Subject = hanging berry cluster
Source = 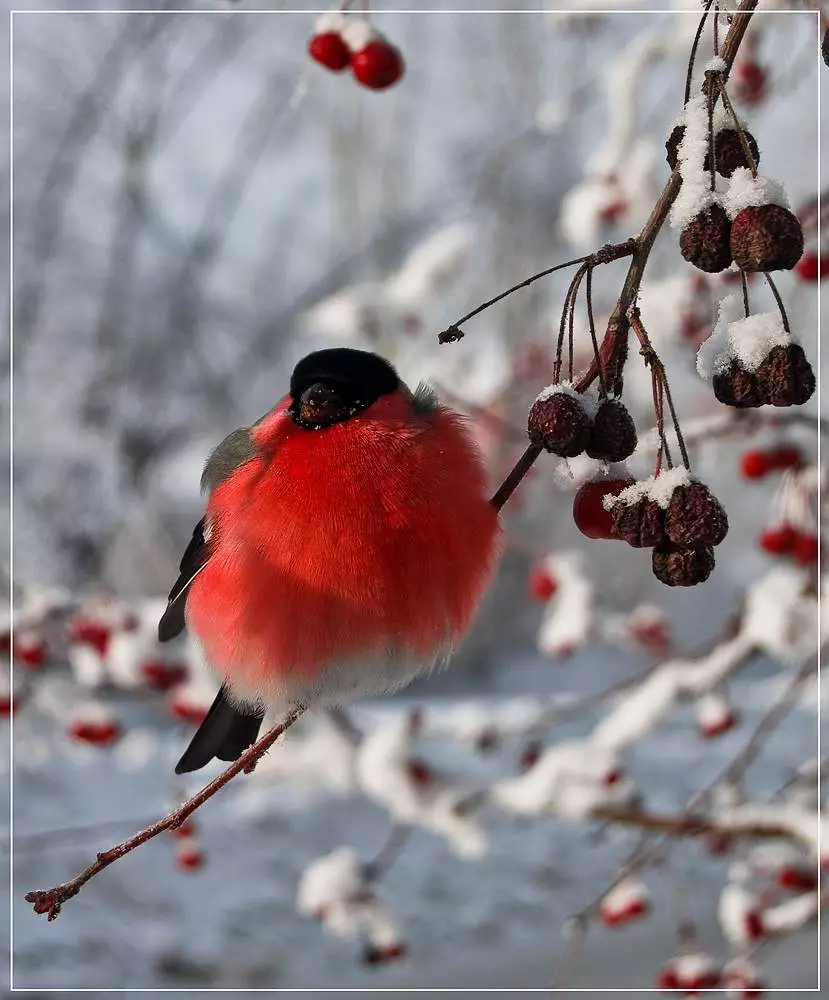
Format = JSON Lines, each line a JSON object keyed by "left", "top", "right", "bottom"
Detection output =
{"left": 308, "top": 13, "right": 404, "bottom": 91}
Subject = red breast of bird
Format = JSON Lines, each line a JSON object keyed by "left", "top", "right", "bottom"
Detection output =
{"left": 185, "top": 379, "right": 501, "bottom": 711}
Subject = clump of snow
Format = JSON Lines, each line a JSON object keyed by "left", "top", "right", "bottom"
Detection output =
{"left": 536, "top": 552, "right": 593, "bottom": 658}
{"left": 670, "top": 94, "right": 728, "bottom": 231}
{"left": 695, "top": 689, "right": 734, "bottom": 729}
{"left": 718, "top": 881, "right": 763, "bottom": 948}
{"left": 339, "top": 17, "right": 378, "bottom": 53}
{"left": 705, "top": 56, "right": 727, "bottom": 74}
{"left": 385, "top": 223, "right": 476, "bottom": 309}
{"left": 531, "top": 382, "right": 601, "bottom": 420}
{"left": 312, "top": 11, "right": 347, "bottom": 34}
{"left": 724, "top": 168, "right": 791, "bottom": 220}
{"left": 726, "top": 312, "right": 789, "bottom": 371}
{"left": 603, "top": 467, "right": 692, "bottom": 511}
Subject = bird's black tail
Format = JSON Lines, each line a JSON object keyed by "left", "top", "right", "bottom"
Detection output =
{"left": 175, "top": 685, "right": 265, "bottom": 774}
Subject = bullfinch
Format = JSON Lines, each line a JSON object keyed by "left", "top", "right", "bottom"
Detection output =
{"left": 159, "top": 348, "right": 501, "bottom": 774}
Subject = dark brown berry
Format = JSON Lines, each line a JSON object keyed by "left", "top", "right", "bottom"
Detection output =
{"left": 713, "top": 128, "right": 760, "bottom": 178}
{"left": 712, "top": 361, "right": 764, "bottom": 408}
{"left": 665, "top": 483, "right": 729, "bottom": 548}
{"left": 586, "top": 399, "right": 638, "bottom": 462}
{"left": 666, "top": 124, "right": 685, "bottom": 170}
{"left": 652, "top": 543, "right": 715, "bottom": 587}
{"left": 528, "top": 392, "right": 591, "bottom": 457}
{"left": 730, "top": 204, "right": 804, "bottom": 272}
{"left": 610, "top": 496, "right": 666, "bottom": 548}
{"left": 755, "top": 344, "right": 816, "bottom": 407}
{"left": 680, "top": 204, "right": 733, "bottom": 273}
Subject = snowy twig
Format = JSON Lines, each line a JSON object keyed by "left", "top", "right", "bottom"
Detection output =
{"left": 25, "top": 706, "right": 306, "bottom": 919}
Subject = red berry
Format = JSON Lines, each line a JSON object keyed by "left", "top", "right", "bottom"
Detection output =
{"left": 759, "top": 525, "right": 796, "bottom": 555}
{"left": 170, "top": 820, "right": 197, "bottom": 839}
{"left": 740, "top": 450, "right": 771, "bottom": 480}
{"left": 176, "top": 848, "right": 204, "bottom": 871}
{"left": 795, "top": 252, "right": 828, "bottom": 282}
{"left": 699, "top": 710, "right": 737, "bottom": 739}
{"left": 352, "top": 40, "right": 404, "bottom": 90}
{"left": 0, "top": 694, "right": 17, "bottom": 717}
{"left": 769, "top": 445, "right": 802, "bottom": 471}
{"left": 600, "top": 198, "right": 628, "bottom": 225}
{"left": 406, "top": 758, "right": 433, "bottom": 788}
{"left": 169, "top": 699, "right": 208, "bottom": 725}
{"left": 519, "top": 741, "right": 542, "bottom": 772}
{"left": 744, "top": 911, "right": 765, "bottom": 940}
{"left": 573, "top": 477, "right": 635, "bottom": 540}
{"left": 0, "top": 631, "right": 10, "bottom": 656}
{"left": 528, "top": 564, "right": 558, "bottom": 601}
{"left": 793, "top": 533, "right": 820, "bottom": 566}
{"left": 308, "top": 32, "right": 351, "bottom": 72}
{"left": 777, "top": 864, "right": 818, "bottom": 892}
{"left": 734, "top": 61, "right": 766, "bottom": 104}
{"left": 69, "top": 620, "right": 111, "bottom": 657}
{"left": 141, "top": 660, "right": 188, "bottom": 692}
{"left": 706, "top": 832, "right": 733, "bottom": 856}
{"left": 14, "top": 639, "right": 45, "bottom": 669}
{"left": 656, "top": 966, "right": 680, "bottom": 991}
{"left": 603, "top": 766, "right": 624, "bottom": 786}
{"left": 68, "top": 719, "right": 120, "bottom": 747}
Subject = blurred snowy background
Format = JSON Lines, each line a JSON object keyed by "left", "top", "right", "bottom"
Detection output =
{"left": 5, "top": 0, "right": 826, "bottom": 992}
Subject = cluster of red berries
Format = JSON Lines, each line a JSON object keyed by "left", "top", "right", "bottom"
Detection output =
{"left": 758, "top": 524, "right": 819, "bottom": 565}
{"left": 739, "top": 444, "right": 802, "bottom": 480}
{"left": 308, "top": 19, "right": 404, "bottom": 91}
{"left": 713, "top": 341, "right": 815, "bottom": 410}
{"left": 169, "top": 819, "right": 206, "bottom": 873}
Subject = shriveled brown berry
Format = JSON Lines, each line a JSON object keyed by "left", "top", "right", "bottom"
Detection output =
{"left": 713, "top": 128, "right": 760, "bottom": 178}
{"left": 610, "top": 497, "right": 666, "bottom": 548}
{"left": 586, "top": 399, "right": 638, "bottom": 462}
{"left": 666, "top": 124, "right": 685, "bottom": 170}
{"left": 528, "top": 392, "right": 590, "bottom": 457}
{"left": 652, "top": 543, "right": 715, "bottom": 587}
{"left": 712, "top": 361, "right": 764, "bottom": 408}
{"left": 730, "top": 204, "right": 804, "bottom": 272}
{"left": 756, "top": 344, "right": 816, "bottom": 407}
{"left": 665, "top": 482, "right": 729, "bottom": 548}
{"left": 680, "top": 204, "right": 733, "bottom": 273}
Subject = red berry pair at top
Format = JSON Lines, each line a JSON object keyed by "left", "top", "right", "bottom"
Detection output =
{"left": 308, "top": 15, "right": 404, "bottom": 91}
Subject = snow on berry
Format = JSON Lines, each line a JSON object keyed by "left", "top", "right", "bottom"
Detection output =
{"left": 696, "top": 689, "right": 738, "bottom": 738}
{"left": 625, "top": 604, "right": 671, "bottom": 655}
{"left": 669, "top": 95, "right": 729, "bottom": 232}
{"left": 600, "top": 876, "right": 650, "bottom": 928}
{"left": 67, "top": 701, "right": 121, "bottom": 747}
{"left": 718, "top": 871, "right": 766, "bottom": 948}
{"left": 724, "top": 958, "right": 766, "bottom": 999}
{"left": 673, "top": 951, "right": 722, "bottom": 992}
{"left": 13, "top": 629, "right": 46, "bottom": 669}
{"left": 175, "top": 836, "right": 205, "bottom": 872}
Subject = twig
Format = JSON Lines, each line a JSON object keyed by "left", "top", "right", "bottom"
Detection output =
{"left": 437, "top": 240, "right": 635, "bottom": 345}
{"left": 363, "top": 823, "right": 412, "bottom": 882}
{"left": 25, "top": 706, "right": 306, "bottom": 919}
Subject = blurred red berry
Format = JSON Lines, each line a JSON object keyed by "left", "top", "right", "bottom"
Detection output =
{"left": 308, "top": 32, "right": 351, "bottom": 71}
{"left": 777, "top": 864, "right": 818, "bottom": 892}
{"left": 14, "top": 638, "right": 45, "bottom": 669}
{"left": 793, "top": 533, "right": 820, "bottom": 566}
{"left": 405, "top": 758, "right": 433, "bottom": 788}
{"left": 656, "top": 966, "right": 680, "bottom": 992}
{"left": 744, "top": 911, "right": 765, "bottom": 941}
{"left": 769, "top": 445, "right": 802, "bottom": 471}
{"left": 170, "top": 820, "right": 197, "bottom": 839}
{"left": 528, "top": 564, "right": 558, "bottom": 601}
{"left": 0, "top": 631, "right": 10, "bottom": 656}
{"left": 758, "top": 526, "right": 796, "bottom": 555}
{"left": 519, "top": 741, "right": 542, "bottom": 772}
{"left": 169, "top": 699, "right": 209, "bottom": 725}
{"left": 795, "top": 252, "right": 828, "bottom": 282}
{"left": 69, "top": 619, "right": 111, "bottom": 657}
{"left": 740, "top": 450, "right": 771, "bottom": 480}
{"left": 68, "top": 719, "right": 120, "bottom": 747}
{"left": 142, "top": 660, "right": 188, "bottom": 692}
{"left": 603, "top": 766, "right": 624, "bottom": 786}
{"left": 699, "top": 710, "right": 738, "bottom": 739}
{"left": 573, "top": 477, "right": 635, "bottom": 540}
{"left": 733, "top": 61, "right": 766, "bottom": 104}
{"left": 0, "top": 694, "right": 18, "bottom": 717}
{"left": 352, "top": 40, "right": 404, "bottom": 90}
{"left": 176, "top": 847, "right": 205, "bottom": 872}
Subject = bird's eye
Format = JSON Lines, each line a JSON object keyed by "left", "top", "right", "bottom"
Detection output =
{"left": 296, "top": 383, "right": 347, "bottom": 428}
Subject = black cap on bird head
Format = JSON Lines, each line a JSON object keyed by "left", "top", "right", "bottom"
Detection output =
{"left": 289, "top": 348, "right": 400, "bottom": 430}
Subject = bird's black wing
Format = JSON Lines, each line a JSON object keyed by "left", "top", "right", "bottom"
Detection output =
{"left": 157, "top": 517, "right": 210, "bottom": 642}
{"left": 175, "top": 685, "right": 265, "bottom": 774}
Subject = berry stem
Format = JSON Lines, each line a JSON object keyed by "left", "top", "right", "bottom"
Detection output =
{"left": 763, "top": 271, "right": 790, "bottom": 333}
{"left": 363, "top": 823, "right": 412, "bottom": 882}
{"left": 715, "top": 75, "right": 759, "bottom": 176}
{"left": 740, "top": 268, "right": 751, "bottom": 317}
{"left": 25, "top": 705, "right": 306, "bottom": 919}
{"left": 438, "top": 241, "right": 635, "bottom": 345}
{"left": 684, "top": 0, "right": 716, "bottom": 106}
{"left": 585, "top": 266, "right": 608, "bottom": 398}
